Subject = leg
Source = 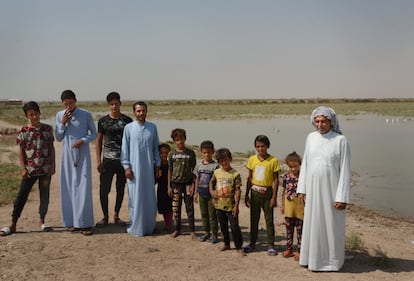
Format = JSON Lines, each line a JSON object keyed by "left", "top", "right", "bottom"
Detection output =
{"left": 199, "top": 196, "right": 210, "bottom": 239}
{"left": 38, "top": 175, "right": 51, "bottom": 224}
{"left": 208, "top": 198, "right": 219, "bottom": 243}
{"left": 114, "top": 160, "right": 126, "bottom": 219}
{"left": 183, "top": 187, "right": 195, "bottom": 239}
{"left": 11, "top": 177, "right": 37, "bottom": 229}
{"left": 296, "top": 218, "right": 303, "bottom": 253}
{"left": 283, "top": 217, "right": 295, "bottom": 257}
{"left": 171, "top": 184, "right": 183, "bottom": 237}
{"left": 98, "top": 159, "right": 114, "bottom": 223}
{"left": 262, "top": 189, "right": 275, "bottom": 248}
{"left": 249, "top": 190, "right": 261, "bottom": 246}
{"left": 217, "top": 209, "right": 230, "bottom": 248}
{"left": 228, "top": 212, "right": 243, "bottom": 250}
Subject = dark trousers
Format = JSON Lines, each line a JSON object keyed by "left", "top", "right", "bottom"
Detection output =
{"left": 217, "top": 209, "right": 243, "bottom": 250}
{"left": 12, "top": 175, "right": 51, "bottom": 223}
{"left": 99, "top": 159, "right": 126, "bottom": 217}
{"left": 171, "top": 183, "right": 195, "bottom": 232}
{"left": 250, "top": 188, "right": 275, "bottom": 246}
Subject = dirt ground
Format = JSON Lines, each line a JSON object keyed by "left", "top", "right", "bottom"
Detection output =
{"left": 0, "top": 120, "right": 413, "bottom": 281}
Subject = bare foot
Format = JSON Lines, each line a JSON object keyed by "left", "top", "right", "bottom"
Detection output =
{"left": 220, "top": 245, "right": 230, "bottom": 251}
{"left": 190, "top": 232, "right": 197, "bottom": 240}
{"left": 170, "top": 230, "right": 181, "bottom": 238}
{"left": 237, "top": 249, "right": 247, "bottom": 256}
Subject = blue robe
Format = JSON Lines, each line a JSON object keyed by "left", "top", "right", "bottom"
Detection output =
{"left": 55, "top": 107, "right": 97, "bottom": 228}
{"left": 121, "top": 121, "right": 160, "bottom": 236}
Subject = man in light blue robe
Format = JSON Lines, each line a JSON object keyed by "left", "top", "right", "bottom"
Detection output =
{"left": 121, "top": 101, "right": 161, "bottom": 237}
{"left": 55, "top": 90, "right": 97, "bottom": 235}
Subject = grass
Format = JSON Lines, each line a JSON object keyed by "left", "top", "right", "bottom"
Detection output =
{"left": 0, "top": 163, "right": 21, "bottom": 206}
{"left": 1, "top": 98, "right": 414, "bottom": 125}
{"left": 346, "top": 231, "right": 365, "bottom": 251}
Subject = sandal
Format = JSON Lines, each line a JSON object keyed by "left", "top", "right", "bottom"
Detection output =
{"left": 200, "top": 234, "right": 210, "bottom": 242}
{"left": 294, "top": 252, "right": 300, "bottom": 261}
{"left": 114, "top": 218, "right": 126, "bottom": 226}
{"left": 267, "top": 248, "right": 278, "bottom": 256}
{"left": 41, "top": 224, "right": 53, "bottom": 232}
{"left": 95, "top": 218, "right": 108, "bottom": 228}
{"left": 67, "top": 226, "right": 78, "bottom": 232}
{"left": 210, "top": 234, "right": 218, "bottom": 244}
{"left": 0, "top": 227, "right": 13, "bottom": 236}
{"left": 283, "top": 249, "right": 294, "bottom": 258}
{"left": 243, "top": 244, "right": 255, "bottom": 253}
{"left": 80, "top": 228, "right": 93, "bottom": 236}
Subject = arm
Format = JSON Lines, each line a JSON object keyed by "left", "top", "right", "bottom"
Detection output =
{"left": 96, "top": 132, "right": 104, "bottom": 173}
{"left": 193, "top": 175, "right": 199, "bottom": 203}
{"left": 54, "top": 112, "right": 66, "bottom": 142}
{"left": 334, "top": 136, "right": 351, "bottom": 210}
{"left": 167, "top": 166, "right": 173, "bottom": 197}
{"left": 270, "top": 171, "right": 279, "bottom": 208}
{"left": 244, "top": 170, "right": 252, "bottom": 208}
{"left": 49, "top": 140, "right": 56, "bottom": 176}
{"left": 18, "top": 144, "right": 30, "bottom": 179}
{"left": 121, "top": 126, "right": 133, "bottom": 180}
{"left": 233, "top": 185, "right": 241, "bottom": 217}
{"left": 209, "top": 174, "right": 217, "bottom": 202}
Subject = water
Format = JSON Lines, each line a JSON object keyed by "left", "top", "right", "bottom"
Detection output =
{"left": 153, "top": 115, "right": 414, "bottom": 219}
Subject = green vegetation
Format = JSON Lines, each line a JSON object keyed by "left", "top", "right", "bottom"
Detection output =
{"left": 0, "top": 163, "right": 21, "bottom": 206}
{"left": 346, "top": 231, "right": 365, "bottom": 251}
{"left": 1, "top": 98, "right": 413, "bottom": 125}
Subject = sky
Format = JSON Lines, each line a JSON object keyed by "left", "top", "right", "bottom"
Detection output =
{"left": 1, "top": 0, "right": 414, "bottom": 101}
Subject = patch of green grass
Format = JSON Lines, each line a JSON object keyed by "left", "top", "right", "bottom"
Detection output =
{"left": 0, "top": 163, "right": 20, "bottom": 206}
{"left": 346, "top": 231, "right": 365, "bottom": 251}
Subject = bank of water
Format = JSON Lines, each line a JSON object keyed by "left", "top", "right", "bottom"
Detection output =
{"left": 154, "top": 115, "right": 414, "bottom": 220}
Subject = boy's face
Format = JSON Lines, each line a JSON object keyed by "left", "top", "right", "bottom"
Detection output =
{"left": 218, "top": 157, "right": 232, "bottom": 171}
{"left": 201, "top": 148, "right": 214, "bottom": 162}
{"left": 133, "top": 104, "right": 147, "bottom": 123}
{"left": 26, "top": 109, "right": 40, "bottom": 126}
{"left": 159, "top": 147, "right": 170, "bottom": 161}
{"left": 108, "top": 99, "right": 121, "bottom": 115}
{"left": 173, "top": 136, "right": 186, "bottom": 150}
{"left": 62, "top": 98, "right": 76, "bottom": 112}
{"left": 286, "top": 160, "right": 300, "bottom": 177}
{"left": 255, "top": 141, "right": 268, "bottom": 157}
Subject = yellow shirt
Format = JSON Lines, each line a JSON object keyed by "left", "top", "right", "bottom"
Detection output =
{"left": 246, "top": 154, "right": 281, "bottom": 187}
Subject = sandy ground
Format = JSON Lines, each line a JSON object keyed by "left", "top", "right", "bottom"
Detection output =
{"left": 1, "top": 120, "right": 414, "bottom": 281}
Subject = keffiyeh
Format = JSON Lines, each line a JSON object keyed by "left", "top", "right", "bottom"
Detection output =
{"left": 311, "top": 106, "right": 342, "bottom": 134}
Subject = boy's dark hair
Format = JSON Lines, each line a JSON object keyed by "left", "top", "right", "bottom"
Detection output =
{"left": 106, "top": 92, "right": 121, "bottom": 103}
{"left": 171, "top": 128, "right": 186, "bottom": 140}
{"left": 132, "top": 101, "right": 147, "bottom": 111}
{"left": 200, "top": 140, "right": 215, "bottom": 151}
{"left": 61, "top": 89, "right": 77, "bottom": 101}
{"left": 215, "top": 148, "right": 232, "bottom": 161}
{"left": 254, "top": 135, "right": 271, "bottom": 147}
{"left": 285, "top": 151, "right": 302, "bottom": 164}
{"left": 23, "top": 101, "right": 40, "bottom": 115}
{"left": 158, "top": 143, "right": 171, "bottom": 151}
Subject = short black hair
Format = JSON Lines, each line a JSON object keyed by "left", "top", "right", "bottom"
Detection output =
{"left": 158, "top": 143, "right": 171, "bottom": 151}
{"left": 106, "top": 92, "right": 121, "bottom": 103}
{"left": 215, "top": 148, "right": 232, "bottom": 161}
{"left": 171, "top": 128, "right": 186, "bottom": 140}
{"left": 61, "top": 89, "right": 77, "bottom": 101}
{"left": 254, "top": 135, "right": 270, "bottom": 148}
{"left": 132, "top": 101, "right": 147, "bottom": 111}
{"left": 200, "top": 140, "right": 215, "bottom": 151}
{"left": 23, "top": 101, "right": 40, "bottom": 115}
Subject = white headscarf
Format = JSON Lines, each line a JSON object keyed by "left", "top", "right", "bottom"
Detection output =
{"left": 311, "top": 106, "right": 342, "bottom": 134}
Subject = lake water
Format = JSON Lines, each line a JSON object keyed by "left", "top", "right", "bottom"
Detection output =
{"left": 153, "top": 115, "right": 414, "bottom": 220}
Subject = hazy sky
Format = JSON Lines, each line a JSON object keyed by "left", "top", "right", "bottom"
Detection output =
{"left": 1, "top": 0, "right": 414, "bottom": 101}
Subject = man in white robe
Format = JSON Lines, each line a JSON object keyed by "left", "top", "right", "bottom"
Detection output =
{"left": 55, "top": 90, "right": 97, "bottom": 235}
{"left": 297, "top": 106, "right": 351, "bottom": 271}
{"left": 121, "top": 101, "right": 161, "bottom": 237}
